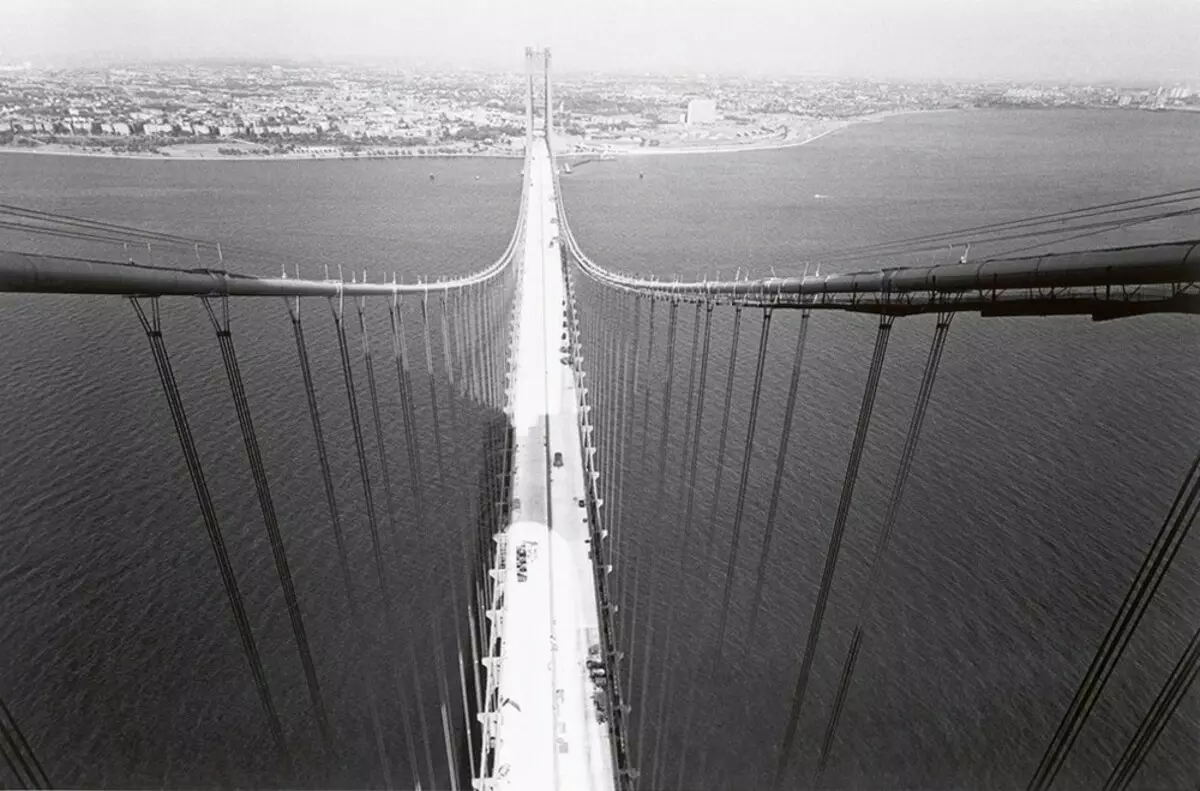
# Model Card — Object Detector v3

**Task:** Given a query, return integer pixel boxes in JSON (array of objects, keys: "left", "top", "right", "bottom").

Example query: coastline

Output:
[{"left": 0, "top": 108, "right": 956, "bottom": 163}]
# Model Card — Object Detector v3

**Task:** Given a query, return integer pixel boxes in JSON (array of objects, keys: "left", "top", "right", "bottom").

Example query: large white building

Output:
[{"left": 686, "top": 98, "right": 719, "bottom": 126}]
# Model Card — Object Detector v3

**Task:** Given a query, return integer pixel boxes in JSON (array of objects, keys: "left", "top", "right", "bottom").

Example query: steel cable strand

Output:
[
  {"left": 600, "top": 287, "right": 618, "bottom": 527},
  {"left": 813, "top": 313, "right": 953, "bottom": 785},
  {"left": 0, "top": 727, "right": 35, "bottom": 789},
  {"left": 202, "top": 297, "right": 335, "bottom": 755},
  {"left": 701, "top": 305, "right": 744, "bottom": 577},
  {"left": 471, "top": 284, "right": 489, "bottom": 407},
  {"left": 1027, "top": 449, "right": 1200, "bottom": 791},
  {"left": 438, "top": 293, "right": 485, "bottom": 746},
  {"left": 451, "top": 289, "right": 470, "bottom": 400},
  {"left": 480, "top": 283, "right": 496, "bottom": 409},
  {"left": 1103, "top": 625, "right": 1200, "bottom": 791},
  {"left": 130, "top": 297, "right": 290, "bottom": 768},
  {"left": 609, "top": 295, "right": 637, "bottom": 644},
  {"left": 745, "top": 308, "right": 813, "bottom": 646},
  {"left": 686, "top": 301, "right": 745, "bottom": 788},
  {"left": 595, "top": 288, "right": 613, "bottom": 520},
  {"left": 984, "top": 209, "right": 1200, "bottom": 260},
  {"left": 648, "top": 301, "right": 705, "bottom": 790},
  {"left": 0, "top": 695, "right": 46, "bottom": 789},
  {"left": 800, "top": 189, "right": 1200, "bottom": 261},
  {"left": 607, "top": 289, "right": 624, "bottom": 525},
  {"left": 772, "top": 314, "right": 895, "bottom": 790},
  {"left": 378, "top": 296, "right": 440, "bottom": 787},
  {"left": 331, "top": 297, "right": 426, "bottom": 789},
  {"left": 418, "top": 293, "right": 466, "bottom": 789},
  {"left": 633, "top": 298, "right": 682, "bottom": 774},
  {"left": 673, "top": 300, "right": 717, "bottom": 791},
  {"left": 285, "top": 299, "right": 393, "bottom": 788},
  {"left": 636, "top": 299, "right": 658, "bottom": 479},
  {"left": 807, "top": 205, "right": 1200, "bottom": 269},
  {"left": 713, "top": 308, "right": 774, "bottom": 664},
  {"left": 615, "top": 296, "right": 645, "bottom": 649}
]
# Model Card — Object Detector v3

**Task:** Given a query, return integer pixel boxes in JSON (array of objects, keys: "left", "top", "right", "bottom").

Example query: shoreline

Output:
[
  {"left": 0, "top": 108, "right": 948, "bottom": 164},
  {"left": 0, "top": 145, "right": 523, "bottom": 162},
  {"left": 2, "top": 105, "right": 1127, "bottom": 164}
]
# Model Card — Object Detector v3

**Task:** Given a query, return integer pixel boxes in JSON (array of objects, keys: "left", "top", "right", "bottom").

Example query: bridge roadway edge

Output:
[{"left": 474, "top": 141, "right": 619, "bottom": 791}]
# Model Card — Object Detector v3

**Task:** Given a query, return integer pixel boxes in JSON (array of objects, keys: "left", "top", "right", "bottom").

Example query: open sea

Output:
[{"left": 1, "top": 107, "right": 1198, "bottom": 790}]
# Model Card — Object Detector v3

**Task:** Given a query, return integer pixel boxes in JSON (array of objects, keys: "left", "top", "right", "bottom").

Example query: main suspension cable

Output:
[
  {"left": 813, "top": 313, "right": 953, "bottom": 784},
  {"left": 130, "top": 296, "right": 289, "bottom": 768},
  {"left": 1027, "top": 448, "right": 1200, "bottom": 791},
  {"left": 772, "top": 314, "right": 895, "bottom": 789}
]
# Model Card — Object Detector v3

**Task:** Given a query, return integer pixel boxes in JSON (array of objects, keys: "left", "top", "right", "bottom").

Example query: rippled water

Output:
[{"left": 0, "top": 108, "right": 1198, "bottom": 790}]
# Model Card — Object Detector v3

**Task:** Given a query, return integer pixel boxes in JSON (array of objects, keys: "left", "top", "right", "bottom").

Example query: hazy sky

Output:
[{"left": 3, "top": 0, "right": 1198, "bottom": 82}]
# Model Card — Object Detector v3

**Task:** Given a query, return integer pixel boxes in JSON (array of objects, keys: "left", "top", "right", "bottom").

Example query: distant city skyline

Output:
[{"left": 3, "top": 0, "right": 1199, "bottom": 83}]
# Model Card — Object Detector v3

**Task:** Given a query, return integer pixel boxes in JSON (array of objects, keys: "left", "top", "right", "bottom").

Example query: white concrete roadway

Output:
[{"left": 487, "top": 141, "right": 614, "bottom": 791}]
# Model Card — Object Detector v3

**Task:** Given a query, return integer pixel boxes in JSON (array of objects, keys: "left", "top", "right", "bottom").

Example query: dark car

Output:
[{"left": 553, "top": 452, "right": 564, "bottom": 468}]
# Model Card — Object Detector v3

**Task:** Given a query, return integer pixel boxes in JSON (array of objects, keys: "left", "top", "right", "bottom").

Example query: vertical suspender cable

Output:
[
  {"left": 472, "top": 284, "right": 489, "bottom": 407},
  {"left": 331, "top": 293, "right": 427, "bottom": 789},
  {"left": 648, "top": 300, "right": 705, "bottom": 789},
  {"left": 609, "top": 293, "right": 635, "bottom": 640},
  {"left": 439, "top": 292, "right": 484, "bottom": 756},
  {"left": 1102, "top": 625, "right": 1200, "bottom": 791},
  {"left": 1027, "top": 448, "right": 1200, "bottom": 791},
  {"left": 285, "top": 295, "right": 393, "bottom": 788},
  {"left": 419, "top": 292, "right": 464, "bottom": 790},
  {"left": 633, "top": 298, "right": 681, "bottom": 772},
  {"left": 745, "top": 308, "right": 812, "bottom": 645},
  {"left": 813, "top": 313, "right": 952, "bottom": 784},
  {"left": 702, "top": 305, "right": 744, "bottom": 570},
  {"left": 636, "top": 299, "right": 658, "bottom": 478},
  {"left": 596, "top": 288, "right": 612, "bottom": 514},
  {"left": 202, "top": 296, "right": 333, "bottom": 753},
  {"left": 0, "top": 695, "right": 48, "bottom": 789},
  {"left": 772, "top": 314, "right": 895, "bottom": 790},
  {"left": 130, "top": 297, "right": 289, "bottom": 768},
  {"left": 379, "top": 294, "right": 439, "bottom": 787},
  {"left": 713, "top": 308, "right": 773, "bottom": 663},
  {"left": 673, "top": 299, "right": 716, "bottom": 791},
  {"left": 616, "top": 296, "right": 644, "bottom": 648}
]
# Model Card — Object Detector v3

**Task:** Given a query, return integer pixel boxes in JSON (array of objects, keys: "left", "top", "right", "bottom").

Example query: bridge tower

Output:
[
  {"left": 543, "top": 48, "right": 553, "bottom": 152},
  {"left": 472, "top": 49, "right": 622, "bottom": 791},
  {"left": 524, "top": 46, "right": 535, "bottom": 150}
]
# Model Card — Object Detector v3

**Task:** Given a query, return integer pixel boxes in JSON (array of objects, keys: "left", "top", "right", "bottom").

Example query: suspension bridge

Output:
[{"left": 1, "top": 47, "right": 1199, "bottom": 791}]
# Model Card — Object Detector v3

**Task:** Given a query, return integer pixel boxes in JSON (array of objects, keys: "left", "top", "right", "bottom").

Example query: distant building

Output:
[{"left": 686, "top": 98, "right": 718, "bottom": 126}]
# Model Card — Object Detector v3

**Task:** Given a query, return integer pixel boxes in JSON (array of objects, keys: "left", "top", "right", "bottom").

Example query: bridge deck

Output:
[{"left": 487, "top": 142, "right": 614, "bottom": 791}]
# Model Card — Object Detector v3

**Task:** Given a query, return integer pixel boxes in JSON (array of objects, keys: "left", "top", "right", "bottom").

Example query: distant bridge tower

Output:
[
  {"left": 524, "top": 46, "right": 535, "bottom": 149},
  {"left": 544, "top": 47, "right": 553, "bottom": 151}
]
